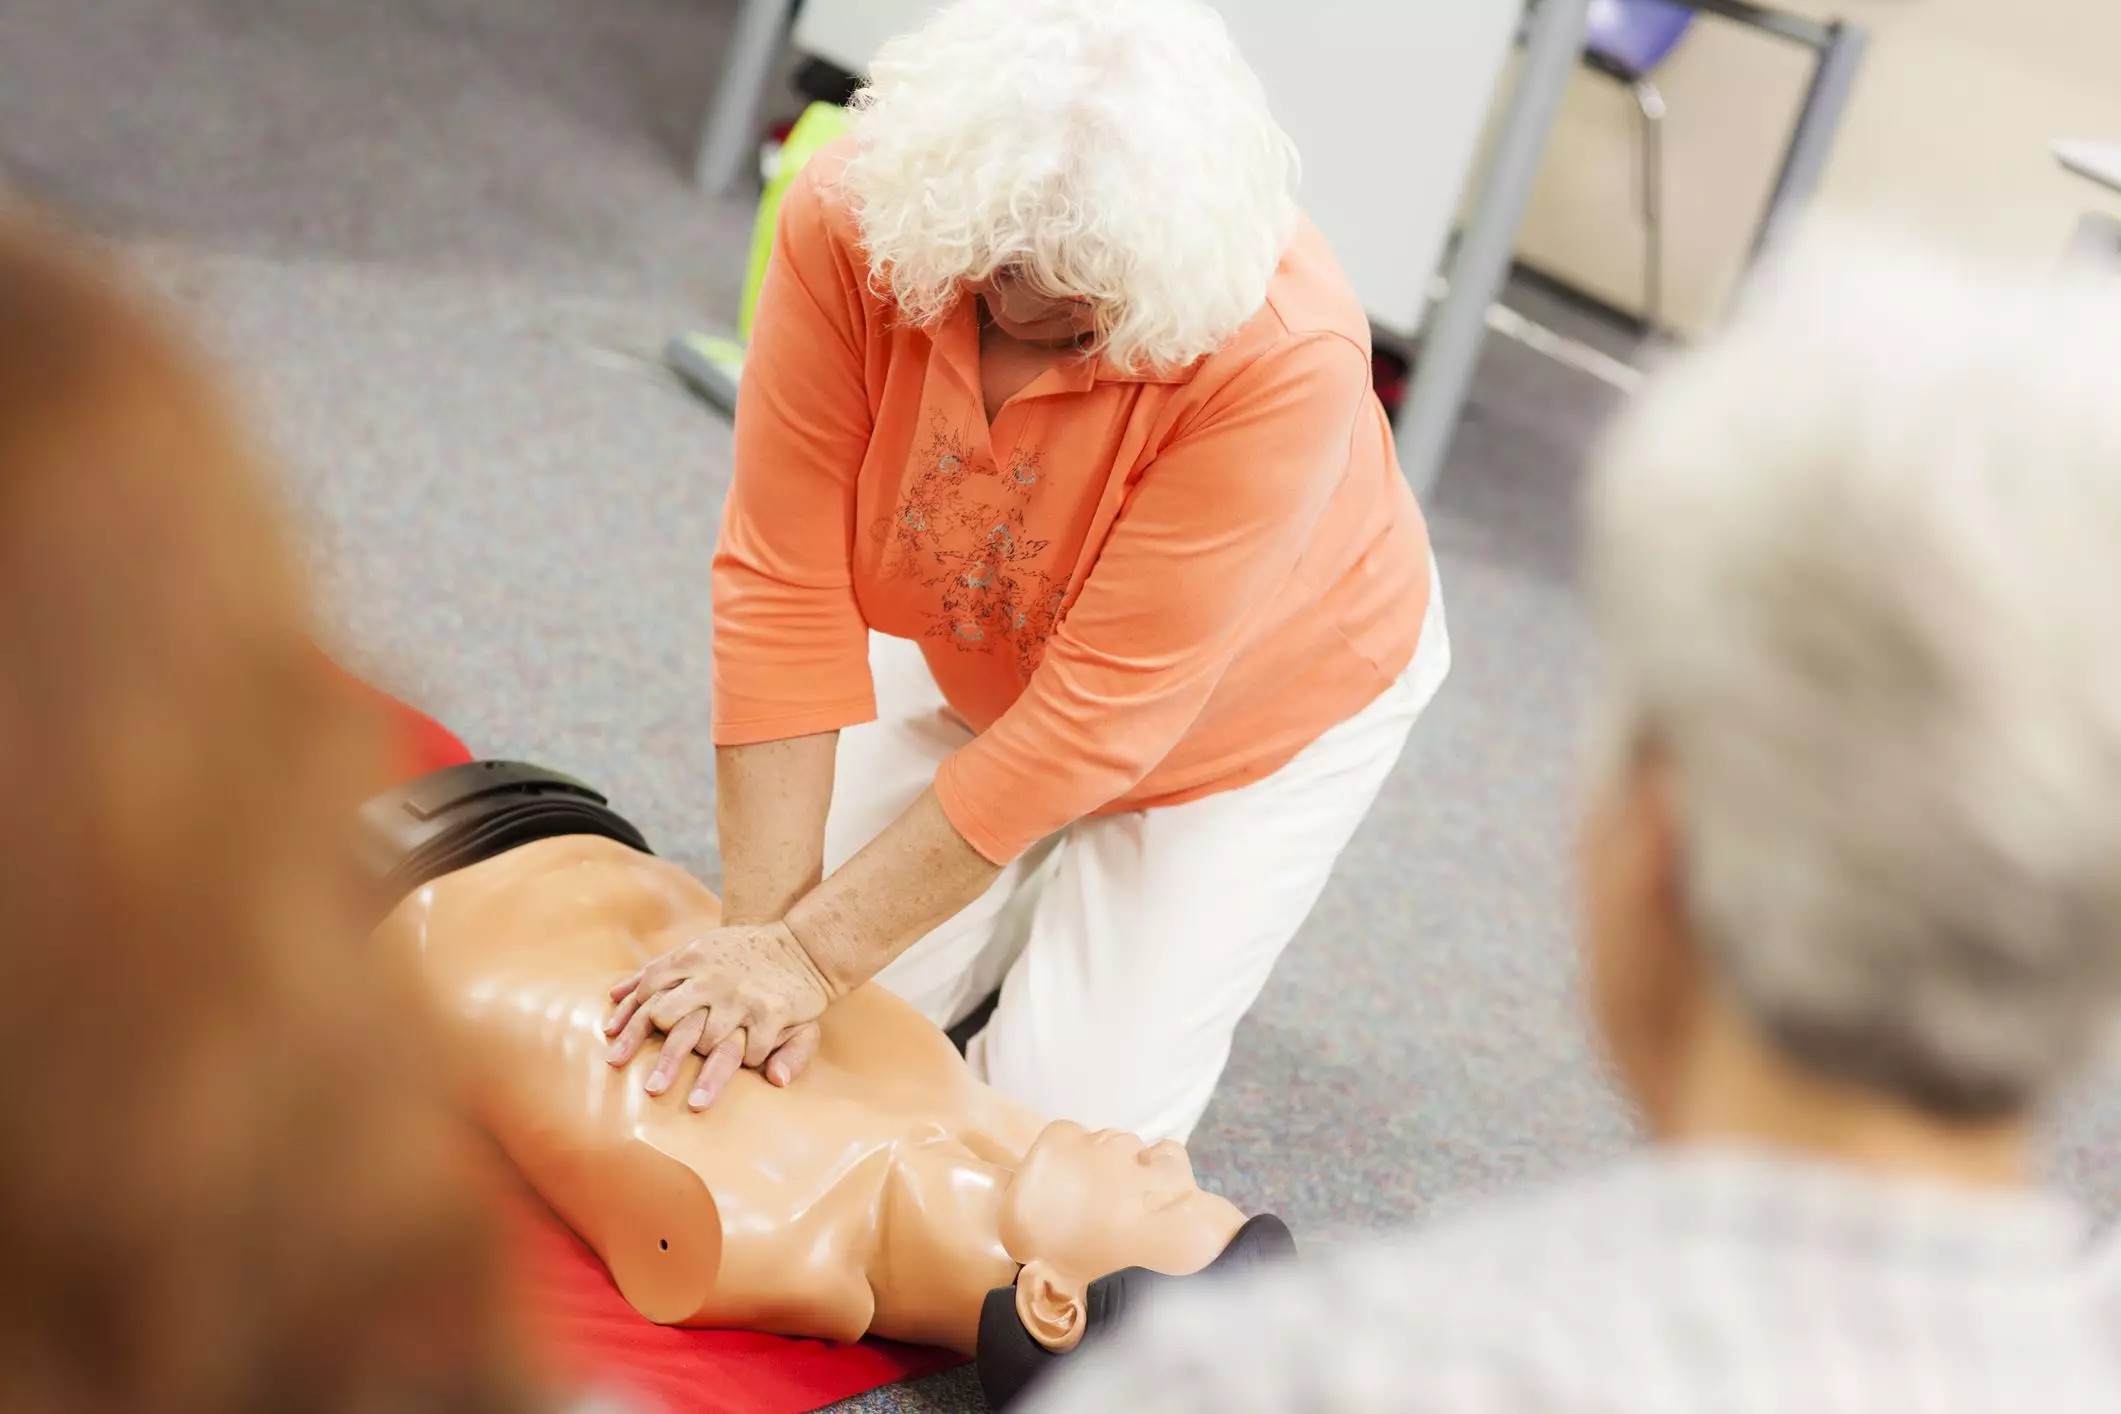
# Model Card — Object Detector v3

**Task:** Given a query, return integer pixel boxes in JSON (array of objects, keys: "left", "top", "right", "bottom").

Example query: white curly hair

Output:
[
  {"left": 840, "top": 0, "right": 1300, "bottom": 373},
  {"left": 1585, "top": 226, "right": 2121, "bottom": 1118}
]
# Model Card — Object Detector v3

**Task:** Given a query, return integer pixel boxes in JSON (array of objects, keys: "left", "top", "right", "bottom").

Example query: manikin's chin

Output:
[{"left": 996, "top": 1160, "right": 1247, "bottom": 1287}]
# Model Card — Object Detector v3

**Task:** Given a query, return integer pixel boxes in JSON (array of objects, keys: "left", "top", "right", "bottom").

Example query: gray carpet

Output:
[{"left": 4, "top": 3, "right": 2115, "bottom": 1410}]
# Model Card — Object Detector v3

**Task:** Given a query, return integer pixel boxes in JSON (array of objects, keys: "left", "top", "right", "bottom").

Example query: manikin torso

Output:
[{"left": 376, "top": 835, "right": 1240, "bottom": 1355}]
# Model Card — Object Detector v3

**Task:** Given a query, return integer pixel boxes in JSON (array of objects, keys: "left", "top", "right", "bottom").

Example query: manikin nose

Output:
[{"left": 1141, "top": 1139, "right": 1186, "bottom": 1166}]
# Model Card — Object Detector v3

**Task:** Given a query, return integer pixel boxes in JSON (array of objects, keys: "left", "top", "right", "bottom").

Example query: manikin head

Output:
[
  {"left": 1577, "top": 229, "right": 2121, "bottom": 1168},
  {"left": 998, "top": 1121, "right": 1246, "bottom": 1352}
]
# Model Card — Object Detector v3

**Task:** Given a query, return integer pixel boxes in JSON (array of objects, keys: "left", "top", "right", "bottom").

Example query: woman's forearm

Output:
[
  {"left": 715, "top": 735, "right": 839, "bottom": 926},
  {"left": 783, "top": 786, "right": 1002, "bottom": 995}
]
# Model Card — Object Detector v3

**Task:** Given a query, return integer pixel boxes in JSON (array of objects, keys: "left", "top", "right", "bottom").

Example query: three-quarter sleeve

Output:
[
  {"left": 933, "top": 333, "right": 1373, "bottom": 862},
  {"left": 710, "top": 162, "right": 879, "bottom": 746}
]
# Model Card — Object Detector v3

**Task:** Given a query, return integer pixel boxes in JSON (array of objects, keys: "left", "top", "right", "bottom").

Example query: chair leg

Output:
[{"left": 1630, "top": 76, "right": 1667, "bottom": 335}]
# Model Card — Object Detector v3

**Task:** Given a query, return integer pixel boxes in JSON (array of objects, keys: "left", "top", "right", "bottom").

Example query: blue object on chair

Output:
[
  {"left": 1582, "top": 0, "right": 1693, "bottom": 331},
  {"left": 1584, "top": 0, "right": 1693, "bottom": 80}
]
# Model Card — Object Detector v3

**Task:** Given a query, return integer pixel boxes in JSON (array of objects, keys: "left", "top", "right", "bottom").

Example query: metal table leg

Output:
[
  {"left": 1749, "top": 20, "right": 1868, "bottom": 259},
  {"left": 695, "top": 0, "right": 798, "bottom": 195},
  {"left": 1398, "top": 0, "right": 1591, "bottom": 505}
]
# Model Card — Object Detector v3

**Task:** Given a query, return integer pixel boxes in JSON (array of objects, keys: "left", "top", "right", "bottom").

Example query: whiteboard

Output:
[{"left": 790, "top": 0, "right": 1523, "bottom": 336}]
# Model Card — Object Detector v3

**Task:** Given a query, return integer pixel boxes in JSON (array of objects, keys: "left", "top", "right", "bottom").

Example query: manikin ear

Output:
[{"left": 1014, "top": 1261, "right": 1088, "bottom": 1353}]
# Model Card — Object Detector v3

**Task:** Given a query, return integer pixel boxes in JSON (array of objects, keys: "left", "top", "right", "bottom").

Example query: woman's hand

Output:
[{"left": 602, "top": 922, "right": 837, "bottom": 1110}]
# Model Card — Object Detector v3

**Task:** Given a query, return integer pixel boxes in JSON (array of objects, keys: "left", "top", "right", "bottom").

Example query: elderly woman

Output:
[
  {"left": 1022, "top": 235, "right": 2121, "bottom": 1410},
  {"left": 605, "top": 0, "right": 1445, "bottom": 1140}
]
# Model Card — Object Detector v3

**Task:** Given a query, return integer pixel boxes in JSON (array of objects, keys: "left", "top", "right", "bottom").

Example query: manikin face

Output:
[
  {"left": 996, "top": 1120, "right": 1245, "bottom": 1351},
  {"left": 971, "top": 269, "right": 1098, "bottom": 346}
]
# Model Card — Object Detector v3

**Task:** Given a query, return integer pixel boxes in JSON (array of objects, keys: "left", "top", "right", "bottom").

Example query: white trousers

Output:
[{"left": 826, "top": 574, "right": 1451, "bottom": 1144}]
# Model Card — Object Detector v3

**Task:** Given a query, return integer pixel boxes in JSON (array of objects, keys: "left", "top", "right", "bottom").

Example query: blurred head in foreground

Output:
[
  {"left": 0, "top": 214, "right": 531, "bottom": 1413},
  {"left": 1581, "top": 232, "right": 2121, "bottom": 1181}
]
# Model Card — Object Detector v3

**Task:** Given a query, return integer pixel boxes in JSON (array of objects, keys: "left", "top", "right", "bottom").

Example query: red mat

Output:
[
  {"left": 347, "top": 664, "right": 962, "bottom": 1412},
  {"left": 500, "top": 1177, "right": 959, "bottom": 1413}
]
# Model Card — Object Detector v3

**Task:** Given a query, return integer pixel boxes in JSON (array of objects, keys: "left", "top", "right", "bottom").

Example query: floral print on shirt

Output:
[{"left": 873, "top": 414, "right": 1068, "bottom": 679}]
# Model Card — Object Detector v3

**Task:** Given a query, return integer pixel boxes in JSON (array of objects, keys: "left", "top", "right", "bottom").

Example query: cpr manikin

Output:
[{"left": 365, "top": 763, "right": 1294, "bottom": 1408}]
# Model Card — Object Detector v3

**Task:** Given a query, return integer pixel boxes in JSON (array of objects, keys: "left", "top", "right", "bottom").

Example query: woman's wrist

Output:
[
  {"left": 780, "top": 889, "right": 881, "bottom": 999},
  {"left": 778, "top": 785, "right": 1004, "bottom": 999},
  {"left": 720, "top": 878, "right": 817, "bottom": 930}
]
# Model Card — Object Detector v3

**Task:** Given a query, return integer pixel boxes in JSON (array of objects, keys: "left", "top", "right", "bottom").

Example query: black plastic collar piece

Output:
[
  {"left": 360, "top": 759, "right": 652, "bottom": 899},
  {"left": 975, "top": 1213, "right": 1297, "bottom": 1410}
]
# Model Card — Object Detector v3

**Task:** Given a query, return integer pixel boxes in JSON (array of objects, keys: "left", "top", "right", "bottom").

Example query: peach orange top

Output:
[{"left": 713, "top": 150, "right": 1432, "bottom": 864}]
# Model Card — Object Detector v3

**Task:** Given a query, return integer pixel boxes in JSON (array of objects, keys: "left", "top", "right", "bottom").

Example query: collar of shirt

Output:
[{"left": 1579, "top": 1143, "right": 2092, "bottom": 1277}]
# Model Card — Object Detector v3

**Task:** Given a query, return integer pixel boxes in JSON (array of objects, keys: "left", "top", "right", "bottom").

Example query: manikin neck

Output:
[{"left": 866, "top": 1144, "right": 1021, "bottom": 1354}]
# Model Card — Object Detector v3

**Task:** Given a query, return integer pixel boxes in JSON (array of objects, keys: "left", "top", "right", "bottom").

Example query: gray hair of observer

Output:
[{"left": 1583, "top": 225, "right": 2121, "bottom": 1120}]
